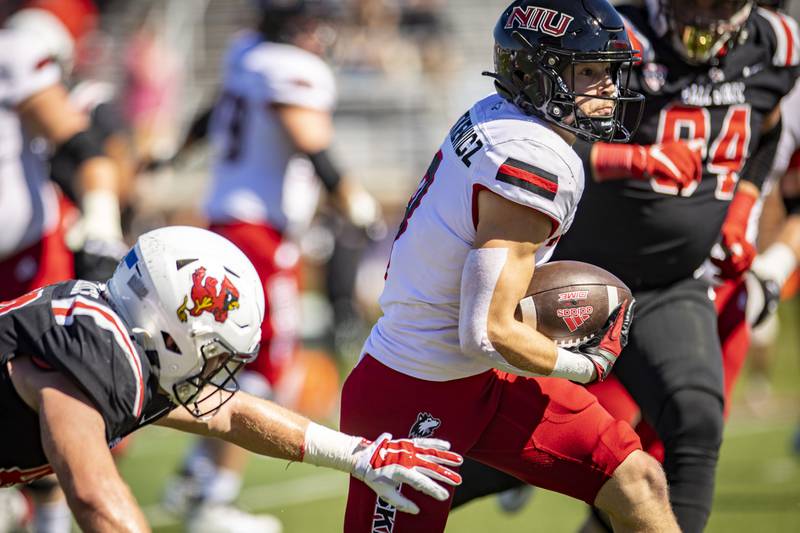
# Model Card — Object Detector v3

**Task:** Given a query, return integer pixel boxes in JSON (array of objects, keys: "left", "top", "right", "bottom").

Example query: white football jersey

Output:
[
  {"left": 204, "top": 32, "right": 337, "bottom": 233},
  {"left": 747, "top": 78, "right": 800, "bottom": 243},
  {"left": 364, "top": 94, "right": 585, "bottom": 381},
  {"left": 0, "top": 29, "right": 61, "bottom": 260}
]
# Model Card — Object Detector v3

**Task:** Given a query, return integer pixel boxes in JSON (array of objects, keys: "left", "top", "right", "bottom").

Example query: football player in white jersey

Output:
[
  {"left": 163, "top": 2, "right": 381, "bottom": 531},
  {"left": 340, "top": 1, "right": 681, "bottom": 532}
]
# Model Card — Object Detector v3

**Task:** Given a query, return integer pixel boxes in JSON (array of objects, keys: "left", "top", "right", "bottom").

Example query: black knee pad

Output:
[
  {"left": 451, "top": 459, "right": 524, "bottom": 509},
  {"left": 657, "top": 388, "right": 724, "bottom": 461}
]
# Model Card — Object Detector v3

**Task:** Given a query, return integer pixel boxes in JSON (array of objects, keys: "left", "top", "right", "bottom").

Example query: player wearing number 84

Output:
[{"left": 548, "top": 1, "right": 800, "bottom": 531}]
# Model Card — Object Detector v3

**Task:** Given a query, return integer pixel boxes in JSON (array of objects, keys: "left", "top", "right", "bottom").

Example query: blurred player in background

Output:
[
  {"left": 0, "top": 226, "right": 463, "bottom": 533},
  {"left": 340, "top": 1, "right": 683, "bottom": 532},
  {"left": 744, "top": 49, "right": 800, "bottom": 451},
  {"left": 0, "top": 1, "right": 126, "bottom": 531},
  {"left": 161, "top": 1, "right": 382, "bottom": 531}
]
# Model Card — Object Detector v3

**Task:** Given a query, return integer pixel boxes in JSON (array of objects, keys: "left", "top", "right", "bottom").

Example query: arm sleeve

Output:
[
  {"left": 757, "top": 7, "right": 800, "bottom": 69},
  {"left": 471, "top": 139, "right": 581, "bottom": 236}
]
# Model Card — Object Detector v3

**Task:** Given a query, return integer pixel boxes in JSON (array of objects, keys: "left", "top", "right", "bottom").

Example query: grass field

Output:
[{"left": 119, "top": 302, "right": 800, "bottom": 533}]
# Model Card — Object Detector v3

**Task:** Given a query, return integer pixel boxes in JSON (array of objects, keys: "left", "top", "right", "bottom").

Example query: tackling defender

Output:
[
  {"left": 340, "top": 1, "right": 681, "bottom": 532},
  {"left": 0, "top": 226, "right": 463, "bottom": 532}
]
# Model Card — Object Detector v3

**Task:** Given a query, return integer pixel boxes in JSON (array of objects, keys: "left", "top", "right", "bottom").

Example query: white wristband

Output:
[
  {"left": 81, "top": 189, "right": 122, "bottom": 242},
  {"left": 752, "top": 242, "right": 797, "bottom": 289},
  {"left": 550, "top": 347, "right": 596, "bottom": 384},
  {"left": 302, "top": 422, "right": 362, "bottom": 474}
]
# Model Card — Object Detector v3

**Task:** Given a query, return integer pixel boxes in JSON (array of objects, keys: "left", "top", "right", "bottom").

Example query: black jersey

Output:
[
  {"left": 553, "top": 6, "right": 800, "bottom": 290},
  {"left": 0, "top": 281, "right": 174, "bottom": 487}
]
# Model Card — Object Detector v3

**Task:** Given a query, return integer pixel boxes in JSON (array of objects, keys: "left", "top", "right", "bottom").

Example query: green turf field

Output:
[{"left": 119, "top": 302, "right": 800, "bottom": 533}]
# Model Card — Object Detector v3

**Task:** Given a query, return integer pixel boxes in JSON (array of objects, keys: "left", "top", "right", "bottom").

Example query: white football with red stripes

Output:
[{"left": 515, "top": 261, "right": 632, "bottom": 348}]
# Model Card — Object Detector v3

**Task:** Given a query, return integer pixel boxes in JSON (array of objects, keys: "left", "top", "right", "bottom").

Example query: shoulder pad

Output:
[
  {"left": 472, "top": 135, "right": 583, "bottom": 236},
  {"left": 756, "top": 7, "right": 800, "bottom": 67},
  {"left": 249, "top": 44, "right": 336, "bottom": 111}
]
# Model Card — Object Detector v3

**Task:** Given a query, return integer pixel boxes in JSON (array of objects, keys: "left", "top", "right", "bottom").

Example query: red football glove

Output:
[
  {"left": 573, "top": 299, "right": 635, "bottom": 382},
  {"left": 352, "top": 433, "right": 463, "bottom": 514},
  {"left": 711, "top": 186, "right": 758, "bottom": 280},
  {"left": 592, "top": 140, "right": 704, "bottom": 193}
]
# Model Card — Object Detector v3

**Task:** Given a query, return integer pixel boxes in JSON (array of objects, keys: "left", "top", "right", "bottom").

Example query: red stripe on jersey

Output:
[
  {"left": 0, "top": 289, "right": 43, "bottom": 316},
  {"left": 778, "top": 14, "right": 796, "bottom": 66},
  {"left": 497, "top": 163, "right": 559, "bottom": 194},
  {"left": 52, "top": 301, "right": 144, "bottom": 417},
  {"left": 625, "top": 26, "right": 644, "bottom": 63},
  {"left": 0, "top": 465, "right": 54, "bottom": 487},
  {"left": 34, "top": 56, "right": 55, "bottom": 71}
]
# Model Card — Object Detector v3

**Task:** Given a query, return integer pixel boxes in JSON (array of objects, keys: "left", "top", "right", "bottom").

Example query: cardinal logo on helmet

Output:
[{"left": 176, "top": 267, "right": 240, "bottom": 323}]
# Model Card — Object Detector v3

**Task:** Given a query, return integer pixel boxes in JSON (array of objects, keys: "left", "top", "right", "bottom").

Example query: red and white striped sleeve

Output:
[{"left": 758, "top": 7, "right": 800, "bottom": 68}]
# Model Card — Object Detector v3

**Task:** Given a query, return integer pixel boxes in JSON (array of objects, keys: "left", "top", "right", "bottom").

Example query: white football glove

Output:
[
  {"left": 302, "top": 423, "right": 462, "bottom": 515},
  {"left": 351, "top": 433, "right": 463, "bottom": 514}
]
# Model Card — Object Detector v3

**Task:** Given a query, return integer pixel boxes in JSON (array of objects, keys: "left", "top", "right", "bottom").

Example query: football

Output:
[{"left": 516, "top": 260, "right": 632, "bottom": 347}]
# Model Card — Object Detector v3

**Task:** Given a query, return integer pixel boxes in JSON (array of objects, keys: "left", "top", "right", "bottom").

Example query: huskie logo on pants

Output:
[{"left": 370, "top": 412, "right": 442, "bottom": 532}]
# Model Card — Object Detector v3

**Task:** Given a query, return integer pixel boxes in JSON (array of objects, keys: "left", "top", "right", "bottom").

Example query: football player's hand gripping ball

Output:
[
  {"left": 571, "top": 299, "right": 635, "bottom": 381},
  {"left": 352, "top": 433, "right": 463, "bottom": 514}
]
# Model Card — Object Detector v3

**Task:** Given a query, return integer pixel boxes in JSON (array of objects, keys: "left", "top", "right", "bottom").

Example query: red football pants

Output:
[
  {"left": 587, "top": 278, "right": 750, "bottom": 461},
  {"left": 0, "top": 227, "right": 73, "bottom": 301},
  {"left": 209, "top": 222, "right": 300, "bottom": 385},
  {"left": 340, "top": 355, "right": 641, "bottom": 533}
]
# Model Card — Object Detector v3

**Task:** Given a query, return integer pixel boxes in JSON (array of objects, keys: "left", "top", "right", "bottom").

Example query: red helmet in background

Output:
[{"left": 5, "top": 0, "right": 98, "bottom": 75}]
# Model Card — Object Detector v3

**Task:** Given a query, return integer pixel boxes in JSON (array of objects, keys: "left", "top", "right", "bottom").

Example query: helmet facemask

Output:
[
  {"left": 661, "top": 0, "right": 754, "bottom": 63},
  {"left": 487, "top": 32, "right": 644, "bottom": 143},
  {"left": 172, "top": 337, "right": 259, "bottom": 419}
]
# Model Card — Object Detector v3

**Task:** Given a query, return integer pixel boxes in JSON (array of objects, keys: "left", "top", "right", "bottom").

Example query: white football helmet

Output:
[
  {"left": 107, "top": 226, "right": 264, "bottom": 417},
  {"left": 4, "top": 0, "right": 98, "bottom": 76}
]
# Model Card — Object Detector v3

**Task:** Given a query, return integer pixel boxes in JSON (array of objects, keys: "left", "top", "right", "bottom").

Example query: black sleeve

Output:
[
  {"left": 34, "top": 304, "right": 149, "bottom": 442},
  {"left": 91, "top": 101, "right": 128, "bottom": 142},
  {"left": 783, "top": 195, "right": 800, "bottom": 214},
  {"left": 740, "top": 116, "right": 783, "bottom": 190},
  {"left": 187, "top": 105, "right": 214, "bottom": 144}
]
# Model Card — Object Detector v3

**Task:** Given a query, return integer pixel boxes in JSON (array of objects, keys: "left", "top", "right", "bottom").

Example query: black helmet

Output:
[
  {"left": 253, "top": 0, "right": 343, "bottom": 44},
  {"left": 652, "top": 0, "right": 756, "bottom": 64},
  {"left": 487, "top": 0, "right": 644, "bottom": 143}
]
